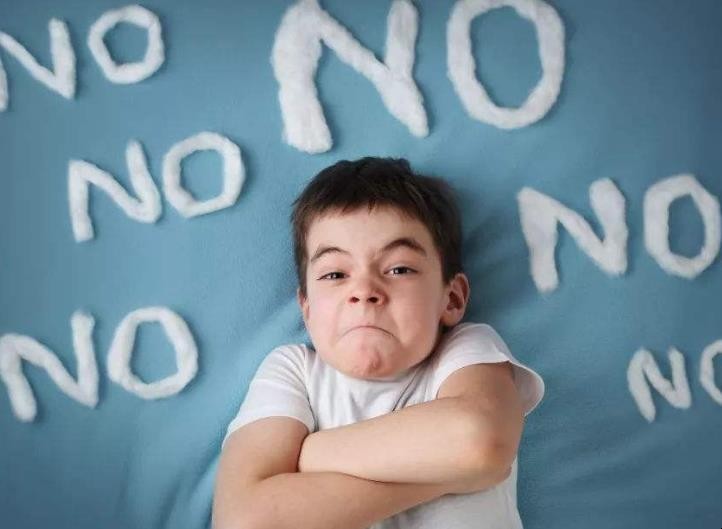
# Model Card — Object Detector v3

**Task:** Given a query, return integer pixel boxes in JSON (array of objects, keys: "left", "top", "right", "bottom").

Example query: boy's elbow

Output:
[
  {"left": 212, "top": 487, "right": 263, "bottom": 529},
  {"left": 460, "top": 419, "right": 518, "bottom": 486},
  {"left": 459, "top": 401, "right": 523, "bottom": 483},
  {"left": 469, "top": 438, "right": 516, "bottom": 485},
  {"left": 212, "top": 507, "right": 258, "bottom": 529}
]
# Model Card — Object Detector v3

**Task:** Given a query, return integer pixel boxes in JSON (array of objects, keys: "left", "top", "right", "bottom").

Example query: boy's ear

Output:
[
  {"left": 297, "top": 287, "right": 310, "bottom": 323},
  {"left": 440, "top": 272, "right": 470, "bottom": 327}
]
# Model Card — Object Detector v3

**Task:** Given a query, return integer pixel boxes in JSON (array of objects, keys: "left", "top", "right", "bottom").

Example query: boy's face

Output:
[{"left": 297, "top": 205, "right": 470, "bottom": 381}]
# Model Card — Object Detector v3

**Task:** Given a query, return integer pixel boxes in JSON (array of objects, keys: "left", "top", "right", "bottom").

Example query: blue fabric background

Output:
[{"left": 1, "top": 0, "right": 721, "bottom": 527}]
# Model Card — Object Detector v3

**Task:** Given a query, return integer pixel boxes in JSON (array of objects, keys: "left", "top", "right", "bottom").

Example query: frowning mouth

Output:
[{"left": 347, "top": 325, "right": 387, "bottom": 335}]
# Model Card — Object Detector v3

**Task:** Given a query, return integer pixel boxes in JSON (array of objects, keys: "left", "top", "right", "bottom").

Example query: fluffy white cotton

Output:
[
  {"left": 0, "top": 311, "right": 98, "bottom": 422},
  {"left": 517, "top": 178, "right": 628, "bottom": 293},
  {"left": 627, "top": 348, "right": 692, "bottom": 423},
  {"left": 643, "top": 174, "right": 721, "bottom": 279},
  {"left": 272, "top": 0, "right": 427, "bottom": 153},
  {"left": 447, "top": 0, "right": 564, "bottom": 128},
  {"left": 0, "top": 60, "right": 6, "bottom": 111},
  {"left": 0, "top": 307, "right": 199, "bottom": 422},
  {"left": 699, "top": 340, "right": 722, "bottom": 406},
  {"left": 68, "top": 140, "right": 162, "bottom": 242},
  {"left": 0, "top": 18, "right": 75, "bottom": 111},
  {"left": 162, "top": 131, "right": 244, "bottom": 218},
  {"left": 106, "top": 306, "right": 198, "bottom": 400},
  {"left": 87, "top": 4, "right": 164, "bottom": 84}
]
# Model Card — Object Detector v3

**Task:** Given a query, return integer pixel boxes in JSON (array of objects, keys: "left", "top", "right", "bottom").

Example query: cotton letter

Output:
[
  {"left": 272, "top": 0, "right": 427, "bottom": 153},
  {"left": 0, "top": 18, "right": 75, "bottom": 111},
  {"left": 643, "top": 174, "right": 721, "bottom": 279},
  {"left": 447, "top": 0, "right": 564, "bottom": 128},
  {"left": 162, "top": 132, "right": 244, "bottom": 218},
  {"left": 68, "top": 140, "right": 162, "bottom": 242},
  {"left": 106, "top": 306, "right": 198, "bottom": 399},
  {"left": 87, "top": 4, "right": 164, "bottom": 84},
  {"left": 627, "top": 347, "right": 692, "bottom": 423},
  {"left": 0, "top": 311, "right": 99, "bottom": 422},
  {"left": 517, "top": 178, "right": 627, "bottom": 293}
]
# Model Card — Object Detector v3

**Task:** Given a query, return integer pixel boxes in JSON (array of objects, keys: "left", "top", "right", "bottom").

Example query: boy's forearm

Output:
[
  {"left": 298, "top": 396, "right": 496, "bottom": 486},
  {"left": 241, "top": 471, "right": 448, "bottom": 529}
]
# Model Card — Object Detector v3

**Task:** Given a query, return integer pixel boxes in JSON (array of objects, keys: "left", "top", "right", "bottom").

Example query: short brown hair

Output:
[{"left": 290, "top": 157, "right": 464, "bottom": 299}]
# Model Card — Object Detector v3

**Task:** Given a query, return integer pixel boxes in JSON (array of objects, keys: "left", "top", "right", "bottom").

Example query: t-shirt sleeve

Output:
[
  {"left": 221, "top": 344, "right": 316, "bottom": 450},
  {"left": 430, "top": 322, "right": 545, "bottom": 417}
]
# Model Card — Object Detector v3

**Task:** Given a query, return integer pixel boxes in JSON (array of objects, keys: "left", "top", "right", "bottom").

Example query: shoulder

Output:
[
  {"left": 436, "top": 321, "right": 546, "bottom": 417},
  {"left": 444, "top": 321, "right": 503, "bottom": 342},
  {"left": 252, "top": 342, "right": 311, "bottom": 380},
  {"left": 266, "top": 342, "right": 336, "bottom": 388},
  {"left": 433, "top": 322, "right": 507, "bottom": 365},
  {"left": 263, "top": 342, "right": 309, "bottom": 363}
]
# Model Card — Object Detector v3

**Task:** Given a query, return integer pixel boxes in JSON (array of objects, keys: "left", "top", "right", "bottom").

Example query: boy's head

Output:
[{"left": 290, "top": 157, "right": 470, "bottom": 381}]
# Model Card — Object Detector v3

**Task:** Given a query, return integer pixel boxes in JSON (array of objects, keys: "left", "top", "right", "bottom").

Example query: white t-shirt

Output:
[{"left": 222, "top": 322, "right": 545, "bottom": 529}]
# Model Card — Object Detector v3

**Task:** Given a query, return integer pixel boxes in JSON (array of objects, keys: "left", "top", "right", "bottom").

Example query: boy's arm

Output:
[
  {"left": 213, "top": 416, "right": 451, "bottom": 529},
  {"left": 240, "top": 471, "right": 449, "bottom": 529},
  {"left": 298, "top": 396, "right": 507, "bottom": 487}
]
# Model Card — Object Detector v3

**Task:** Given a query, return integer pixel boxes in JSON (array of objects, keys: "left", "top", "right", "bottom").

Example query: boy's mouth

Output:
[{"left": 347, "top": 325, "right": 387, "bottom": 334}]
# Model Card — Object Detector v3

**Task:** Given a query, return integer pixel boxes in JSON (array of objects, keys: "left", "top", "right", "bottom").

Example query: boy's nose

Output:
[
  {"left": 348, "top": 279, "right": 386, "bottom": 304},
  {"left": 350, "top": 294, "right": 381, "bottom": 304}
]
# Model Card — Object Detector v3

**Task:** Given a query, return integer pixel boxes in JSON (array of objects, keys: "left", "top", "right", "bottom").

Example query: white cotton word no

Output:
[
  {"left": 0, "top": 312, "right": 98, "bottom": 422},
  {"left": 68, "top": 140, "right": 162, "bottom": 242},
  {"left": 162, "top": 131, "right": 244, "bottom": 218},
  {"left": 272, "top": 0, "right": 427, "bottom": 153},
  {"left": 517, "top": 178, "right": 628, "bottom": 293},
  {"left": 68, "top": 132, "right": 244, "bottom": 241},
  {"left": 0, "top": 18, "right": 75, "bottom": 111},
  {"left": 447, "top": 0, "right": 564, "bottom": 128},
  {"left": 627, "top": 348, "right": 692, "bottom": 423},
  {"left": 643, "top": 174, "right": 721, "bottom": 279},
  {"left": 0, "top": 307, "right": 199, "bottom": 422},
  {"left": 87, "top": 4, "right": 164, "bottom": 84},
  {"left": 107, "top": 306, "right": 198, "bottom": 400}
]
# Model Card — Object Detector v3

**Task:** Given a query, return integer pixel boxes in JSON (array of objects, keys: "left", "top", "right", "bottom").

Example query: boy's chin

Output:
[{"left": 333, "top": 349, "right": 413, "bottom": 381}]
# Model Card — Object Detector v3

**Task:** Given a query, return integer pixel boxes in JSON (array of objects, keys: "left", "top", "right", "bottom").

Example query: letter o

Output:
[
  {"left": 643, "top": 174, "right": 721, "bottom": 279},
  {"left": 447, "top": 0, "right": 565, "bottom": 128},
  {"left": 106, "top": 306, "right": 198, "bottom": 399},
  {"left": 87, "top": 5, "right": 165, "bottom": 84}
]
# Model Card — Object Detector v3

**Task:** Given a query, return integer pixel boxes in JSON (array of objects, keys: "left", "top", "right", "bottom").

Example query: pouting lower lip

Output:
[{"left": 350, "top": 326, "right": 385, "bottom": 333}]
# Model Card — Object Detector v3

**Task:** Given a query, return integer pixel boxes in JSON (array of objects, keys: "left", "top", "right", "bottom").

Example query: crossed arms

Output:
[{"left": 212, "top": 369, "right": 523, "bottom": 529}]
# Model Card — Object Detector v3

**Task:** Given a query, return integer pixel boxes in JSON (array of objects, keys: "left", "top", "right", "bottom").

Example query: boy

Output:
[{"left": 212, "top": 157, "right": 545, "bottom": 529}]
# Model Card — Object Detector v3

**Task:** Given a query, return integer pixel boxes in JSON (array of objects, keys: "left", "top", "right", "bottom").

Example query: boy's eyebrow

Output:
[{"left": 310, "top": 236, "right": 428, "bottom": 265}]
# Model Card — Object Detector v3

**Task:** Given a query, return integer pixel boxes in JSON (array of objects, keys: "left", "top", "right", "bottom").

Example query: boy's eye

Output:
[
  {"left": 319, "top": 271, "right": 345, "bottom": 280},
  {"left": 388, "top": 266, "right": 414, "bottom": 275},
  {"left": 317, "top": 267, "right": 415, "bottom": 280}
]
